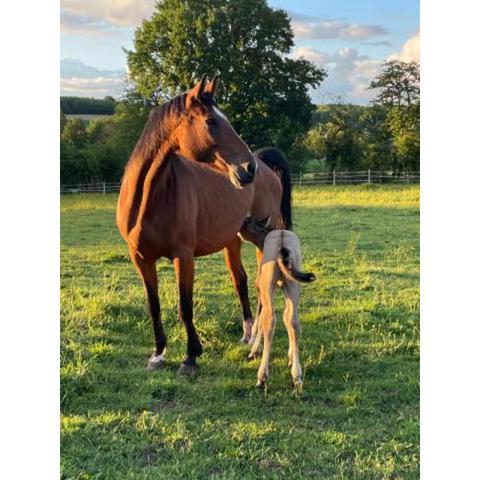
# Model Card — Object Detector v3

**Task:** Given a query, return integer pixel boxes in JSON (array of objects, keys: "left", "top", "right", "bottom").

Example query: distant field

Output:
[
  {"left": 61, "top": 184, "right": 419, "bottom": 479},
  {"left": 65, "top": 114, "right": 112, "bottom": 121}
]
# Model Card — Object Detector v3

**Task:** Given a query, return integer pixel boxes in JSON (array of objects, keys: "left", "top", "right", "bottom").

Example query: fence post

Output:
[
  {"left": 368, "top": 169, "right": 371, "bottom": 184},
  {"left": 102, "top": 181, "right": 106, "bottom": 195},
  {"left": 299, "top": 172, "right": 302, "bottom": 186},
  {"left": 333, "top": 170, "right": 336, "bottom": 186}
]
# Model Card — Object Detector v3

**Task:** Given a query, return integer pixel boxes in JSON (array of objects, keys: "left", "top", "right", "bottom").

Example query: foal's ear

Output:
[
  {"left": 260, "top": 216, "right": 272, "bottom": 228},
  {"left": 186, "top": 74, "right": 207, "bottom": 109},
  {"left": 204, "top": 75, "right": 219, "bottom": 96}
]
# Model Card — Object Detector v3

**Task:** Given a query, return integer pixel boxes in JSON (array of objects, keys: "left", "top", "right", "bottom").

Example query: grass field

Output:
[{"left": 61, "top": 184, "right": 419, "bottom": 479}]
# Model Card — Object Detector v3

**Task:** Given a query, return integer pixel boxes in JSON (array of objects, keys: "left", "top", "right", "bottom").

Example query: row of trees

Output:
[
  {"left": 302, "top": 61, "right": 420, "bottom": 173},
  {"left": 60, "top": 0, "right": 419, "bottom": 184},
  {"left": 60, "top": 96, "right": 117, "bottom": 115}
]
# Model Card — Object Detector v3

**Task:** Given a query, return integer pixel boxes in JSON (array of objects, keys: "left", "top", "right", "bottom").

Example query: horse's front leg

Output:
[
  {"left": 174, "top": 253, "right": 203, "bottom": 375},
  {"left": 224, "top": 236, "right": 253, "bottom": 343}
]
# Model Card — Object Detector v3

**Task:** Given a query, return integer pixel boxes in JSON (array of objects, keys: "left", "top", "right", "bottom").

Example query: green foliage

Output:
[
  {"left": 387, "top": 104, "right": 420, "bottom": 171},
  {"left": 61, "top": 118, "right": 87, "bottom": 148},
  {"left": 60, "top": 99, "right": 150, "bottom": 185},
  {"left": 60, "top": 96, "right": 117, "bottom": 115},
  {"left": 61, "top": 185, "right": 419, "bottom": 479},
  {"left": 60, "top": 110, "right": 67, "bottom": 134},
  {"left": 369, "top": 61, "right": 420, "bottom": 107},
  {"left": 126, "top": 0, "right": 326, "bottom": 157}
]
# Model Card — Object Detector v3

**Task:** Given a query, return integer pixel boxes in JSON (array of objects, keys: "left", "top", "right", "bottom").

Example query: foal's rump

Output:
[{"left": 278, "top": 247, "right": 315, "bottom": 283}]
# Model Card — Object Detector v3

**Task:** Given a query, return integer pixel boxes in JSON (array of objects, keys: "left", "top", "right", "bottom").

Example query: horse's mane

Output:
[{"left": 126, "top": 94, "right": 187, "bottom": 171}]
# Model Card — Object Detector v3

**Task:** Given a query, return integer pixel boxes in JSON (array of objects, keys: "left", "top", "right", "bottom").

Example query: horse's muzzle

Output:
[{"left": 230, "top": 160, "right": 257, "bottom": 188}]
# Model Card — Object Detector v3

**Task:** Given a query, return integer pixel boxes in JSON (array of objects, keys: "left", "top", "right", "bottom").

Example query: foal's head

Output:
[
  {"left": 240, "top": 216, "right": 275, "bottom": 249},
  {"left": 173, "top": 75, "right": 257, "bottom": 188}
]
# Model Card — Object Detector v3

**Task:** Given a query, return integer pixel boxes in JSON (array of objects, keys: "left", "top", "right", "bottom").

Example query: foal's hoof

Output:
[
  {"left": 177, "top": 362, "right": 199, "bottom": 376},
  {"left": 292, "top": 378, "right": 303, "bottom": 393},
  {"left": 247, "top": 352, "right": 258, "bottom": 361},
  {"left": 146, "top": 353, "right": 165, "bottom": 371},
  {"left": 256, "top": 379, "right": 266, "bottom": 390}
]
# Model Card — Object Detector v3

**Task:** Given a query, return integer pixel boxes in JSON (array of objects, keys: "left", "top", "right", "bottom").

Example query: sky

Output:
[{"left": 60, "top": 0, "right": 419, "bottom": 105}]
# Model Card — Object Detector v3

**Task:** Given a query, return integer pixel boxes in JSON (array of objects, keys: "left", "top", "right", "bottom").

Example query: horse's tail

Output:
[
  {"left": 255, "top": 147, "right": 292, "bottom": 230},
  {"left": 277, "top": 247, "right": 315, "bottom": 284}
]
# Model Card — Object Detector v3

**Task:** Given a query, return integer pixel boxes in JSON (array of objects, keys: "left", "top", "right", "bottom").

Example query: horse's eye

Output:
[{"left": 205, "top": 118, "right": 218, "bottom": 127}]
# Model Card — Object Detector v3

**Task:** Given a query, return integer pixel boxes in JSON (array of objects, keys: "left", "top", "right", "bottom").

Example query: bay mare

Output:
[{"left": 117, "top": 76, "right": 291, "bottom": 373}]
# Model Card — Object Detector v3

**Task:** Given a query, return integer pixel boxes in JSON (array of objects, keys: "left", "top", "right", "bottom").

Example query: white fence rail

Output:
[{"left": 60, "top": 170, "right": 419, "bottom": 194}]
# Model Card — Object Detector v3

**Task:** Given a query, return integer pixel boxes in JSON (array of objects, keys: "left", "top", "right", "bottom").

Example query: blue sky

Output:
[{"left": 60, "top": 0, "right": 419, "bottom": 104}]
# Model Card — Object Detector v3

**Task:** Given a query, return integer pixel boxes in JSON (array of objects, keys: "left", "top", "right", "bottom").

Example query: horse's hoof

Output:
[
  {"left": 146, "top": 353, "right": 165, "bottom": 371},
  {"left": 247, "top": 352, "right": 257, "bottom": 361},
  {"left": 241, "top": 320, "right": 253, "bottom": 344},
  {"left": 177, "top": 362, "right": 199, "bottom": 376}
]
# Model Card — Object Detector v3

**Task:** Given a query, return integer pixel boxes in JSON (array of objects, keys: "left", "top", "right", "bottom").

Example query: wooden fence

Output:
[{"left": 60, "top": 169, "right": 419, "bottom": 194}]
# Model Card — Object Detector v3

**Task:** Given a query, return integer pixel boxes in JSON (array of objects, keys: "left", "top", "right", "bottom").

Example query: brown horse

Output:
[{"left": 117, "top": 76, "right": 289, "bottom": 373}]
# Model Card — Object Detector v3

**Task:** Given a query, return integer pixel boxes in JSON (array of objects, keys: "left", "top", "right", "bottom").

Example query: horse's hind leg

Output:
[
  {"left": 130, "top": 248, "right": 166, "bottom": 370},
  {"left": 224, "top": 237, "right": 253, "bottom": 343},
  {"left": 174, "top": 254, "right": 203, "bottom": 375}
]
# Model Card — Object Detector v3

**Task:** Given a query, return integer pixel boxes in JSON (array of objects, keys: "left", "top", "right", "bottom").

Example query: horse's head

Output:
[{"left": 174, "top": 75, "right": 257, "bottom": 188}]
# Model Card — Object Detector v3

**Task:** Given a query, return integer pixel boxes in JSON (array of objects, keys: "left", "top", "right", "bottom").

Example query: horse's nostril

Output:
[{"left": 247, "top": 162, "right": 256, "bottom": 177}]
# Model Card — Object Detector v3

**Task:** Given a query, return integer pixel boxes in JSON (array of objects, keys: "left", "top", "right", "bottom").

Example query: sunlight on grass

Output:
[{"left": 61, "top": 185, "right": 419, "bottom": 479}]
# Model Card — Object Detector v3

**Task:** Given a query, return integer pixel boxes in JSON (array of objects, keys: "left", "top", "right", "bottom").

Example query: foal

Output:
[{"left": 240, "top": 217, "right": 315, "bottom": 388}]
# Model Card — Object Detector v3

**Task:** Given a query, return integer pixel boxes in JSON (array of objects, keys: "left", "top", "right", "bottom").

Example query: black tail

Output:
[
  {"left": 255, "top": 147, "right": 292, "bottom": 230},
  {"left": 278, "top": 247, "right": 316, "bottom": 284}
]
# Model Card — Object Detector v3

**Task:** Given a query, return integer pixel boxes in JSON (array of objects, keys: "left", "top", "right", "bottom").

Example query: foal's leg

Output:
[
  {"left": 224, "top": 237, "right": 253, "bottom": 343},
  {"left": 256, "top": 284, "right": 276, "bottom": 388},
  {"left": 249, "top": 248, "right": 264, "bottom": 347},
  {"left": 130, "top": 248, "right": 166, "bottom": 370},
  {"left": 283, "top": 282, "right": 302, "bottom": 387},
  {"left": 174, "top": 254, "right": 203, "bottom": 375}
]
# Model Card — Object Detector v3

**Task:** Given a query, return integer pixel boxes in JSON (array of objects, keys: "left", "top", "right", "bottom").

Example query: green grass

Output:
[{"left": 61, "top": 184, "right": 419, "bottom": 479}]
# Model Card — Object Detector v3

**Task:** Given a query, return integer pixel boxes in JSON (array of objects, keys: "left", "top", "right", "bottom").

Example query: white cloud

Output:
[
  {"left": 61, "top": 0, "right": 154, "bottom": 35},
  {"left": 292, "top": 45, "right": 382, "bottom": 104},
  {"left": 289, "top": 12, "right": 387, "bottom": 40},
  {"left": 292, "top": 46, "right": 331, "bottom": 64},
  {"left": 389, "top": 32, "right": 420, "bottom": 63},
  {"left": 60, "top": 58, "right": 126, "bottom": 97},
  {"left": 60, "top": 77, "right": 124, "bottom": 97}
]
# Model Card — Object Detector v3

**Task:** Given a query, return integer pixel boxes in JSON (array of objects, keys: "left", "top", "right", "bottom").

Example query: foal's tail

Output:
[
  {"left": 255, "top": 147, "right": 292, "bottom": 230},
  {"left": 277, "top": 247, "right": 315, "bottom": 284}
]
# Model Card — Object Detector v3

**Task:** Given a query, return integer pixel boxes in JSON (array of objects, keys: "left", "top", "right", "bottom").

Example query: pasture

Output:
[{"left": 61, "top": 185, "right": 419, "bottom": 479}]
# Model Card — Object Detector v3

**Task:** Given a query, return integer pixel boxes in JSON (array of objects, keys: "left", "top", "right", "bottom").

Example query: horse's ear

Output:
[
  {"left": 204, "top": 75, "right": 219, "bottom": 96},
  {"left": 186, "top": 74, "right": 207, "bottom": 109}
]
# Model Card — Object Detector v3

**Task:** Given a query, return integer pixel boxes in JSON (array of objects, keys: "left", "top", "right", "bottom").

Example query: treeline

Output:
[
  {"left": 60, "top": 95, "right": 149, "bottom": 184},
  {"left": 60, "top": 96, "right": 117, "bottom": 115},
  {"left": 301, "top": 101, "right": 419, "bottom": 173}
]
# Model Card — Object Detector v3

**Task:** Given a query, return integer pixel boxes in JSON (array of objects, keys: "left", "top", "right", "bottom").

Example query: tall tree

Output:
[
  {"left": 125, "top": 0, "right": 326, "bottom": 155},
  {"left": 61, "top": 118, "right": 87, "bottom": 148},
  {"left": 368, "top": 60, "right": 419, "bottom": 107}
]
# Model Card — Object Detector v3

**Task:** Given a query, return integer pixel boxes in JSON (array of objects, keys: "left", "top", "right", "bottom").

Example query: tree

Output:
[
  {"left": 125, "top": 0, "right": 326, "bottom": 157},
  {"left": 303, "top": 103, "right": 362, "bottom": 171},
  {"left": 368, "top": 60, "right": 419, "bottom": 107},
  {"left": 61, "top": 118, "right": 87, "bottom": 147},
  {"left": 387, "top": 103, "right": 420, "bottom": 171},
  {"left": 60, "top": 110, "right": 67, "bottom": 135}
]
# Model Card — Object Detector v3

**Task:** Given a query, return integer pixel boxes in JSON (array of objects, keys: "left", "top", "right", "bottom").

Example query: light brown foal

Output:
[{"left": 241, "top": 217, "right": 315, "bottom": 388}]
